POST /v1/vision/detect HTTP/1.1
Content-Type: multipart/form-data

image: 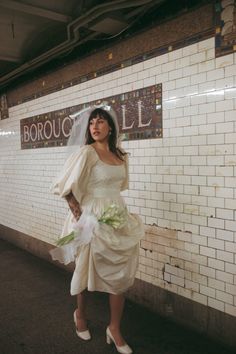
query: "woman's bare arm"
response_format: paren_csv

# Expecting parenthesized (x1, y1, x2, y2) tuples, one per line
(65, 192, 82, 220)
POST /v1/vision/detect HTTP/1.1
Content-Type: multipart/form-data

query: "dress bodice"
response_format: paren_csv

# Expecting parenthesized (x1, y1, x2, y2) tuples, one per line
(86, 160, 125, 198)
(52, 145, 128, 204)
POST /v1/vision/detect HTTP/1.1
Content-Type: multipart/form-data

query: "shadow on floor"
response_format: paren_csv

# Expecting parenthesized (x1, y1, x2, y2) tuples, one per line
(0, 239, 234, 354)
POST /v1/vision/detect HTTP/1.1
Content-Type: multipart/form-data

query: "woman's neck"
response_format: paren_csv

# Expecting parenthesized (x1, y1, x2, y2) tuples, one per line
(93, 141, 110, 152)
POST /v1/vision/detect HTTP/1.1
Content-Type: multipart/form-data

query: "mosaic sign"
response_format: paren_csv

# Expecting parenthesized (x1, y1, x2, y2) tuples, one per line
(20, 83, 162, 149)
(112, 84, 162, 141)
(215, 0, 236, 57)
(21, 109, 73, 149)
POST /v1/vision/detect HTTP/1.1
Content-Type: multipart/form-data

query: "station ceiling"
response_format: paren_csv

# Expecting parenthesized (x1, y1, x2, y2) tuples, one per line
(0, 0, 210, 91)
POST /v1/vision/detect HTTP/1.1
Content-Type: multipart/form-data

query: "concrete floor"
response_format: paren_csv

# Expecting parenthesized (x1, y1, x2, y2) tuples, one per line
(0, 239, 234, 354)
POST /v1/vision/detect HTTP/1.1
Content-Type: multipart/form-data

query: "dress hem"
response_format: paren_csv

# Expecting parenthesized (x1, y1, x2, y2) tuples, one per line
(70, 282, 134, 296)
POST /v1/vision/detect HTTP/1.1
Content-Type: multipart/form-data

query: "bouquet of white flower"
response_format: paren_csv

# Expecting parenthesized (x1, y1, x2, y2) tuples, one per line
(55, 204, 127, 247)
(95, 203, 127, 229)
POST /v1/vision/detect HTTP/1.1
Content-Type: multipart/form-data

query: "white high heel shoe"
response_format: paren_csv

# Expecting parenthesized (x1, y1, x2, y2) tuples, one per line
(106, 327, 133, 354)
(73, 310, 91, 341)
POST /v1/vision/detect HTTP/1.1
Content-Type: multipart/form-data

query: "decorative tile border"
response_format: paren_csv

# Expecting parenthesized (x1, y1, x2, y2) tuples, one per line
(13, 28, 213, 107)
(20, 84, 162, 149)
(0, 94, 9, 119)
(215, 0, 236, 57)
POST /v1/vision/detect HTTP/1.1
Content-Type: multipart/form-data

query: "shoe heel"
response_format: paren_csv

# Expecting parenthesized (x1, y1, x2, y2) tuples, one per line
(106, 334, 112, 344)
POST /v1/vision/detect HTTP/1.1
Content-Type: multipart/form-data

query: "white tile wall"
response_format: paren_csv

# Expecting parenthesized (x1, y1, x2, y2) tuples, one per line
(0, 37, 236, 317)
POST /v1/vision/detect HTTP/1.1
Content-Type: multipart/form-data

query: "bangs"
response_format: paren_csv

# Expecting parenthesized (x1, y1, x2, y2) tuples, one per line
(88, 108, 109, 122)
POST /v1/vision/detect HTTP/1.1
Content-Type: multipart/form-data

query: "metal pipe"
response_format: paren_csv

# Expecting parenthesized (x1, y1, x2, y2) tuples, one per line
(0, 0, 161, 88)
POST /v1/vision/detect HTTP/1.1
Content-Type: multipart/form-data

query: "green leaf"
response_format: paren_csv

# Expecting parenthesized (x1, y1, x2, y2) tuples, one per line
(56, 231, 75, 246)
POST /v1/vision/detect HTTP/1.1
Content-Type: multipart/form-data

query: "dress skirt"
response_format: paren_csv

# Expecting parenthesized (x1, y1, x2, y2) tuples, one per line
(51, 145, 144, 295)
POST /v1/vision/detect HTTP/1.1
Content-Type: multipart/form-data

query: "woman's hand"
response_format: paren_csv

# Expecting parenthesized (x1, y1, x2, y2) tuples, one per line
(65, 192, 82, 220)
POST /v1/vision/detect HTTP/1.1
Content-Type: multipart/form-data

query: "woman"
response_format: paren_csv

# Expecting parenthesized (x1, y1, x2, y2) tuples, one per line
(51, 105, 144, 354)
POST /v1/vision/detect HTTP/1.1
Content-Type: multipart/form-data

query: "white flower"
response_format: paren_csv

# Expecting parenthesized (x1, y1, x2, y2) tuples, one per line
(55, 204, 127, 246)
(98, 204, 128, 229)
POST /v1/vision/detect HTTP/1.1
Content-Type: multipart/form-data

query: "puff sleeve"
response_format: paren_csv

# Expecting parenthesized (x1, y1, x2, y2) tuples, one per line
(52, 145, 97, 204)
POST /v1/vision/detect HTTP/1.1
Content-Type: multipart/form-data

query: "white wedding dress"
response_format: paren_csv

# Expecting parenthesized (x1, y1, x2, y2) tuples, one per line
(52, 145, 144, 295)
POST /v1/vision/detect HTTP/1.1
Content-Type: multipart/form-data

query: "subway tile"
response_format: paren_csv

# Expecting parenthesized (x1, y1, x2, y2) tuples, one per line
(2, 35, 236, 319)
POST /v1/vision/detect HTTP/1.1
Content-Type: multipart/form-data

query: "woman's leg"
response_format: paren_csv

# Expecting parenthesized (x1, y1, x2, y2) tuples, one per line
(75, 289, 88, 331)
(108, 293, 126, 346)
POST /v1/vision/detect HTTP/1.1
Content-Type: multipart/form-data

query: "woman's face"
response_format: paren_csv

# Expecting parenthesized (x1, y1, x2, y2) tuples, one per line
(89, 114, 111, 143)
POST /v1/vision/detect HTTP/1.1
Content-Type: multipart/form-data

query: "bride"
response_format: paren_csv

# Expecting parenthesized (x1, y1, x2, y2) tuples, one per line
(50, 105, 144, 354)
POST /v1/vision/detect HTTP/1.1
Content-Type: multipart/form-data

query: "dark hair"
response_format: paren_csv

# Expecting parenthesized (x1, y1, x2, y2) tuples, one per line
(85, 108, 125, 161)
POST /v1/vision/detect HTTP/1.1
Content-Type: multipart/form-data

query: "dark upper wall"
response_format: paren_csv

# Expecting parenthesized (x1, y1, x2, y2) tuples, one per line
(6, 3, 214, 108)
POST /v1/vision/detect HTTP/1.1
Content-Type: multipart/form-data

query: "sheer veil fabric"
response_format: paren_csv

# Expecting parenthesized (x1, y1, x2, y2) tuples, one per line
(67, 103, 120, 151)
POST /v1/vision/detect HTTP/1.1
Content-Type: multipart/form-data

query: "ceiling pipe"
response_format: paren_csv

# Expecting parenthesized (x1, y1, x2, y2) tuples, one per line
(68, 0, 160, 38)
(0, 0, 163, 89)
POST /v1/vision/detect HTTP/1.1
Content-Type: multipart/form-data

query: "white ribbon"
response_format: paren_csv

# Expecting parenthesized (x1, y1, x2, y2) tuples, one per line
(50, 212, 98, 265)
